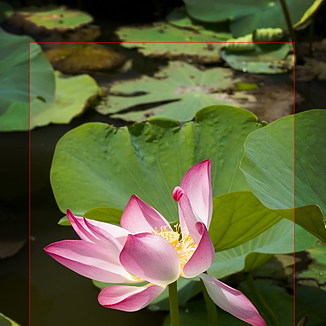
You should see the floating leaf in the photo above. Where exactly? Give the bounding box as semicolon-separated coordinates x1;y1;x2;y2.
183;0;269;23
0;70;98;130
116;22;231;63
29;71;100;128
96;61;256;121
241;109;326;241
44;44;126;74
208;220;317;279
12;6;93;32
183;0;323;36
298;242;326;286
51;105;262;219
167;6;231;37
0;28;55;131
220;43;293;74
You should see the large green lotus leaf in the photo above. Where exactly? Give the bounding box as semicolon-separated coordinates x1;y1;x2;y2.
15;6;93;31
220;43;293;74
208;219;317;279
116;23;230;63
163;281;326;325
96;61;255;122
276;205;326;243
210;191;283;251
31;71;99;128
167;7;231;37
183;0;322;36
210;191;321;251
0;29;55;130
0;313;20;326
58;206;123;226
241;110;326;241
50;105;261;219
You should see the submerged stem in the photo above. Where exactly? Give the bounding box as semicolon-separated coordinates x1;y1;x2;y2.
201;279;218;326
246;273;280;326
168;282;180;326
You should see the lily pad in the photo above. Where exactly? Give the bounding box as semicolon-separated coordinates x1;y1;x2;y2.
30;71;100;128
167;6;231;37
12;6;93;32
50;105;262;219
183;0;270;23
96;61;256;121
220;43;294;74
0;28;55;131
1;72;98;130
298;242;326;286
241;109;326;241
183;0;323;37
44;44;126;74
116;22;230;63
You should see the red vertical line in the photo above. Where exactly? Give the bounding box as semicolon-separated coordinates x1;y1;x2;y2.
292;41;297;326
28;42;32;326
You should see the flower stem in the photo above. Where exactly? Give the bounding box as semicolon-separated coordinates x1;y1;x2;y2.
168;281;180;326
278;0;296;42
201;279;218;326
245;273;280;326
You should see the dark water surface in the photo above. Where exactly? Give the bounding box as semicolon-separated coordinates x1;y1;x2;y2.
0;112;166;326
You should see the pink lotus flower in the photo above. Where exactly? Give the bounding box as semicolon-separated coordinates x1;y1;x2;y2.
45;160;266;326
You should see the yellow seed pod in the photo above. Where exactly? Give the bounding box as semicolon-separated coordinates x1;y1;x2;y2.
223;34;255;52
253;28;284;42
